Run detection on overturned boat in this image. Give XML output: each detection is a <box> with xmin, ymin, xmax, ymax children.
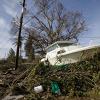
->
<box><xmin>41</xmin><ymin>41</ymin><xmax>100</xmax><ymax>66</ymax></box>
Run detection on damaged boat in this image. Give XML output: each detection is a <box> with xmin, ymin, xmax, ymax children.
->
<box><xmin>41</xmin><ymin>41</ymin><xmax>100</xmax><ymax>66</ymax></box>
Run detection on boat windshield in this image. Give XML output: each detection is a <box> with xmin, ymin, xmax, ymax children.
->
<box><xmin>47</xmin><ymin>44</ymin><xmax>58</xmax><ymax>52</ymax></box>
<box><xmin>58</xmin><ymin>43</ymin><xmax>73</xmax><ymax>47</ymax></box>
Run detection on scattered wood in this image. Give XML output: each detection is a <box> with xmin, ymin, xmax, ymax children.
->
<box><xmin>0</xmin><ymin>79</ymin><xmax>4</xmax><ymax>85</ymax></box>
<box><xmin>2</xmin><ymin>94</ymin><xmax>25</xmax><ymax>100</ymax></box>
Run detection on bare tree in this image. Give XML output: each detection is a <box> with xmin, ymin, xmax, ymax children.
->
<box><xmin>24</xmin><ymin>33</ymin><xmax>35</xmax><ymax>62</ymax></box>
<box><xmin>27</xmin><ymin>0</ymin><xmax>86</xmax><ymax>54</ymax></box>
<box><xmin>10</xmin><ymin>0</ymin><xmax>86</xmax><ymax>58</ymax></box>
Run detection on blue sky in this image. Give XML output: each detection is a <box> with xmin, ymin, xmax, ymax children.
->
<box><xmin>0</xmin><ymin>0</ymin><xmax>100</xmax><ymax>58</ymax></box>
<box><xmin>61</xmin><ymin>0</ymin><xmax>100</xmax><ymax>43</ymax></box>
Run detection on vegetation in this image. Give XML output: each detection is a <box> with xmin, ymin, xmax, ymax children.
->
<box><xmin>0</xmin><ymin>50</ymin><xmax>100</xmax><ymax>99</ymax></box>
<box><xmin>7</xmin><ymin>48</ymin><xmax>16</xmax><ymax>63</ymax></box>
<box><xmin>21</xmin><ymin>52</ymin><xmax>100</xmax><ymax>100</ymax></box>
<box><xmin>24</xmin><ymin>33</ymin><xmax>35</xmax><ymax>62</ymax></box>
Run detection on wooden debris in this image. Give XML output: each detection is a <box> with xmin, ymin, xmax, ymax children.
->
<box><xmin>0</xmin><ymin>79</ymin><xmax>4</xmax><ymax>85</ymax></box>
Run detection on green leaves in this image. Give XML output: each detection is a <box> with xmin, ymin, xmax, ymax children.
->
<box><xmin>7</xmin><ymin>48</ymin><xmax>16</xmax><ymax>63</ymax></box>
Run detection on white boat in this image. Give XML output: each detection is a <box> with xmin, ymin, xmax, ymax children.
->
<box><xmin>41</xmin><ymin>41</ymin><xmax>100</xmax><ymax>66</ymax></box>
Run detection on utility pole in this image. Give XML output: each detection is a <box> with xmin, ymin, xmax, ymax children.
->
<box><xmin>15</xmin><ymin>0</ymin><xmax>26</xmax><ymax>70</ymax></box>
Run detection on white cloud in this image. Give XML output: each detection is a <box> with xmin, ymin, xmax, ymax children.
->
<box><xmin>0</xmin><ymin>17</ymin><xmax>10</xmax><ymax>40</ymax></box>
<box><xmin>0</xmin><ymin>37</ymin><xmax>15</xmax><ymax>58</ymax></box>
<box><xmin>3</xmin><ymin>5</ymin><xmax>17</xmax><ymax>17</ymax></box>
<box><xmin>0</xmin><ymin>17</ymin><xmax>12</xmax><ymax>58</ymax></box>
<box><xmin>79</xmin><ymin>18</ymin><xmax>100</xmax><ymax>45</ymax></box>
<box><xmin>0</xmin><ymin>18</ymin><xmax>5</xmax><ymax>26</ymax></box>
<box><xmin>0</xmin><ymin>0</ymin><xmax>20</xmax><ymax>58</ymax></box>
<box><xmin>0</xmin><ymin>39</ymin><xmax>12</xmax><ymax>49</ymax></box>
<box><xmin>0</xmin><ymin>18</ymin><xmax>10</xmax><ymax>31</ymax></box>
<box><xmin>2</xmin><ymin>0</ymin><xmax>19</xmax><ymax>17</ymax></box>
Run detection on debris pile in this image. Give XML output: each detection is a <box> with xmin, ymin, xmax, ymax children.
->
<box><xmin>0</xmin><ymin>52</ymin><xmax>100</xmax><ymax>100</ymax></box>
<box><xmin>22</xmin><ymin>52</ymin><xmax>100</xmax><ymax>99</ymax></box>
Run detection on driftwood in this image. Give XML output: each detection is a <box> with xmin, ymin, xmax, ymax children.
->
<box><xmin>2</xmin><ymin>94</ymin><xmax>24</xmax><ymax>100</ymax></box>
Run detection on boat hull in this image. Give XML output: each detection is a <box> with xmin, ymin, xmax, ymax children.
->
<box><xmin>48</xmin><ymin>46</ymin><xmax>100</xmax><ymax>66</ymax></box>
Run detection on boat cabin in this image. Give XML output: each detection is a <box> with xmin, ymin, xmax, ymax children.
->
<box><xmin>46</xmin><ymin>41</ymin><xmax>75</xmax><ymax>53</ymax></box>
